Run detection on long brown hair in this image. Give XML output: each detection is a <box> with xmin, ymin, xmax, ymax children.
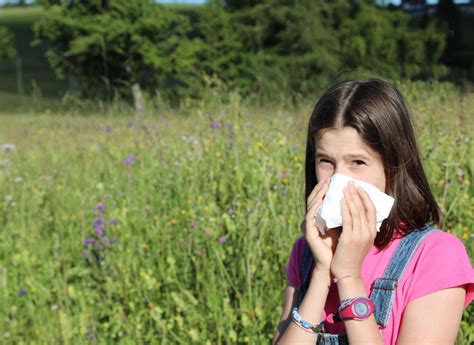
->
<box><xmin>305</xmin><ymin>78</ymin><xmax>442</xmax><ymax>249</ymax></box>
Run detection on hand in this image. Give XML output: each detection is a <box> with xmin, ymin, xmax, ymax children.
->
<box><xmin>330</xmin><ymin>181</ymin><xmax>377</xmax><ymax>278</ymax></box>
<box><xmin>300</xmin><ymin>177</ymin><xmax>340</xmax><ymax>271</ymax></box>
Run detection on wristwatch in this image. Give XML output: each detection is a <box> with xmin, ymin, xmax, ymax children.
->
<box><xmin>331</xmin><ymin>297</ymin><xmax>375</xmax><ymax>322</ymax></box>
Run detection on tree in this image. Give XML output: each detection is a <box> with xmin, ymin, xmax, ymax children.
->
<box><xmin>34</xmin><ymin>0</ymin><xmax>200</xmax><ymax>108</ymax></box>
<box><xmin>0</xmin><ymin>27</ymin><xmax>16</xmax><ymax>62</ymax></box>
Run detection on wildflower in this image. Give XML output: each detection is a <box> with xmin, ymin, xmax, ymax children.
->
<box><xmin>93</xmin><ymin>219</ymin><xmax>105</xmax><ymax>237</ymax></box>
<box><xmin>445</xmin><ymin>179</ymin><xmax>451</xmax><ymax>185</ymax></box>
<box><xmin>96</xmin><ymin>202</ymin><xmax>106</xmax><ymax>215</ymax></box>
<box><xmin>109</xmin><ymin>219</ymin><xmax>120</xmax><ymax>226</ymax></box>
<box><xmin>105</xmin><ymin>126</ymin><xmax>112</xmax><ymax>133</ymax></box>
<box><xmin>246</xmin><ymin>123</ymin><xmax>254</xmax><ymax>129</ymax></box>
<box><xmin>280</xmin><ymin>189</ymin><xmax>288</xmax><ymax>195</ymax></box>
<box><xmin>219</xmin><ymin>236</ymin><xmax>228</xmax><ymax>244</ymax></box>
<box><xmin>190</xmin><ymin>222</ymin><xmax>196</xmax><ymax>228</ymax></box>
<box><xmin>17</xmin><ymin>288</ymin><xmax>26</xmax><ymax>297</ymax></box>
<box><xmin>123</xmin><ymin>155</ymin><xmax>136</xmax><ymax>166</ymax></box>
<box><xmin>82</xmin><ymin>237</ymin><xmax>94</xmax><ymax>246</ymax></box>
<box><xmin>2</xmin><ymin>143</ymin><xmax>15</xmax><ymax>153</ymax></box>
<box><xmin>211</xmin><ymin>121</ymin><xmax>219</xmax><ymax>129</ymax></box>
<box><xmin>279</xmin><ymin>171</ymin><xmax>286</xmax><ymax>179</ymax></box>
<box><xmin>127</xmin><ymin>122</ymin><xmax>133</xmax><ymax>129</ymax></box>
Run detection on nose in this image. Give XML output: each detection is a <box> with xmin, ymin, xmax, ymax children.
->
<box><xmin>334</xmin><ymin>166</ymin><xmax>352</xmax><ymax>178</ymax></box>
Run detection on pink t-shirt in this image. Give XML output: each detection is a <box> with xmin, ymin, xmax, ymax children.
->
<box><xmin>285</xmin><ymin>231</ymin><xmax>474</xmax><ymax>345</ymax></box>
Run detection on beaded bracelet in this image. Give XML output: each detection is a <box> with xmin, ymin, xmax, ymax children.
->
<box><xmin>291</xmin><ymin>307</ymin><xmax>325</xmax><ymax>334</ymax></box>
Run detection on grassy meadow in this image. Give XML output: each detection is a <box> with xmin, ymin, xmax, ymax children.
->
<box><xmin>0</xmin><ymin>80</ymin><xmax>473</xmax><ymax>343</ymax></box>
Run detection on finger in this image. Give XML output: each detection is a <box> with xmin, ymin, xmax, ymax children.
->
<box><xmin>344</xmin><ymin>185</ymin><xmax>362</xmax><ymax>236</ymax></box>
<box><xmin>307</xmin><ymin>177</ymin><xmax>329</xmax><ymax>204</ymax></box>
<box><xmin>357</xmin><ymin>187</ymin><xmax>377</xmax><ymax>235</ymax></box>
<box><xmin>341</xmin><ymin>193</ymin><xmax>352</xmax><ymax>234</ymax></box>
<box><xmin>348</xmin><ymin>183</ymin><xmax>367</xmax><ymax>227</ymax></box>
<box><xmin>308</xmin><ymin>178</ymin><xmax>330</xmax><ymax>209</ymax></box>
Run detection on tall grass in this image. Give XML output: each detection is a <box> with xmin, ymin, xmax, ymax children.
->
<box><xmin>0</xmin><ymin>80</ymin><xmax>472</xmax><ymax>343</ymax></box>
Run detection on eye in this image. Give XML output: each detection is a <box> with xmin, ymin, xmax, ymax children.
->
<box><xmin>353</xmin><ymin>160</ymin><xmax>366</xmax><ymax>166</ymax></box>
<box><xmin>318</xmin><ymin>159</ymin><xmax>333</xmax><ymax>164</ymax></box>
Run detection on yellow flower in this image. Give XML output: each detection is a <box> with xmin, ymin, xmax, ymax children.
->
<box><xmin>256</xmin><ymin>141</ymin><xmax>265</xmax><ymax>149</ymax></box>
<box><xmin>142</xmin><ymin>243</ymin><xmax>149</xmax><ymax>250</ymax></box>
<box><xmin>436</xmin><ymin>179</ymin><xmax>444</xmax><ymax>187</ymax></box>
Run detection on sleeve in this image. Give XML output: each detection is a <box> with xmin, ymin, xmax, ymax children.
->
<box><xmin>406</xmin><ymin>232</ymin><xmax>474</xmax><ymax>308</ymax></box>
<box><xmin>284</xmin><ymin>236</ymin><xmax>305</xmax><ymax>288</ymax></box>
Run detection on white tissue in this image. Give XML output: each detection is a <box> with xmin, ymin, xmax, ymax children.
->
<box><xmin>314</xmin><ymin>173</ymin><xmax>394</xmax><ymax>235</ymax></box>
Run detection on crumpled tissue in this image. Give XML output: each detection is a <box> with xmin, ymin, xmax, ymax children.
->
<box><xmin>313</xmin><ymin>173</ymin><xmax>395</xmax><ymax>235</ymax></box>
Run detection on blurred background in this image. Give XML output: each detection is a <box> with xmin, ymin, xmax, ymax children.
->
<box><xmin>0</xmin><ymin>0</ymin><xmax>473</xmax><ymax>111</ymax></box>
<box><xmin>0</xmin><ymin>1</ymin><xmax>472</xmax><ymax>344</ymax></box>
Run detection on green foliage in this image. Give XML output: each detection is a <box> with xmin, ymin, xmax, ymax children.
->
<box><xmin>0</xmin><ymin>26</ymin><xmax>16</xmax><ymax>61</ymax></box>
<box><xmin>13</xmin><ymin>0</ymin><xmax>456</xmax><ymax>106</ymax></box>
<box><xmin>33</xmin><ymin>0</ymin><xmax>201</xmax><ymax>103</ymax></box>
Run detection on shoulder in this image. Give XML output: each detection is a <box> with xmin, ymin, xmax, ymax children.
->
<box><xmin>404</xmin><ymin>229</ymin><xmax>474</xmax><ymax>307</ymax></box>
<box><xmin>416</xmin><ymin>229</ymin><xmax>469</xmax><ymax>258</ymax></box>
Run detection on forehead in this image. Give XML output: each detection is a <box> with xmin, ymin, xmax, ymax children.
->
<box><xmin>315</xmin><ymin>127</ymin><xmax>379</xmax><ymax>157</ymax></box>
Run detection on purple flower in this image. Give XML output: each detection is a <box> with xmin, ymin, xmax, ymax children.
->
<box><xmin>211</xmin><ymin>121</ymin><xmax>219</xmax><ymax>129</ymax></box>
<box><xmin>123</xmin><ymin>154</ymin><xmax>136</xmax><ymax>166</ymax></box>
<box><xmin>127</xmin><ymin>122</ymin><xmax>133</xmax><ymax>129</ymax></box>
<box><xmin>190</xmin><ymin>222</ymin><xmax>196</xmax><ymax>228</ymax></box>
<box><xmin>445</xmin><ymin>179</ymin><xmax>451</xmax><ymax>185</ymax></box>
<box><xmin>103</xmin><ymin>237</ymin><xmax>110</xmax><ymax>245</ymax></box>
<box><xmin>2</xmin><ymin>143</ymin><xmax>16</xmax><ymax>153</ymax></box>
<box><xmin>93</xmin><ymin>219</ymin><xmax>105</xmax><ymax>237</ymax></box>
<box><xmin>83</xmin><ymin>237</ymin><xmax>94</xmax><ymax>246</ymax></box>
<box><xmin>219</xmin><ymin>236</ymin><xmax>228</xmax><ymax>244</ymax></box>
<box><xmin>109</xmin><ymin>219</ymin><xmax>120</xmax><ymax>226</ymax></box>
<box><xmin>17</xmin><ymin>287</ymin><xmax>26</xmax><ymax>297</ymax></box>
<box><xmin>279</xmin><ymin>171</ymin><xmax>286</xmax><ymax>178</ymax></box>
<box><xmin>246</xmin><ymin>123</ymin><xmax>254</xmax><ymax>129</ymax></box>
<box><xmin>96</xmin><ymin>202</ymin><xmax>105</xmax><ymax>215</ymax></box>
<box><xmin>279</xmin><ymin>189</ymin><xmax>288</xmax><ymax>195</ymax></box>
<box><xmin>105</xmin><ymin>126</ymin><xmax>112</xmax><ymax>133</ymax></box>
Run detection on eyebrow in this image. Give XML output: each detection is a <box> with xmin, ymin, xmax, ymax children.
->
<box><xmin>316</xmin><ymin>152</ymin><xmax>371</xmax><ymax>160</ymax></box>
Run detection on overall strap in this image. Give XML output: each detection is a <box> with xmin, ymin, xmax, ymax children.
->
<box><xmin>369</xmin><ymin>225</ymin><xmax>440</xmax><ymax>327</ymax></box>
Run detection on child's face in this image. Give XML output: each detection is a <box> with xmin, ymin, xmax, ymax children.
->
<box><xmin>315</xmin><ymin>127</ymin><xmax>386</xmax><ymax>192</ymax></box>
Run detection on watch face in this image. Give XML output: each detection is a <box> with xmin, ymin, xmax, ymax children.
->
<box><xmin>353</xmin><ymin>300</ymin><xmax>370</xmax><ymax>317</ymax></box>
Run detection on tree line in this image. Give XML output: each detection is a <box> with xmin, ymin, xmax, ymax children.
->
<box><xmin>0</xmin><ymin>0</ymin><xmax>470</xmax><ymax>107</ymax></box>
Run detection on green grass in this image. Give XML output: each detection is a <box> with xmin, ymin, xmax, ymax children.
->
<box><xmin>0</xmin><ymin>80</ymin><xmax>472</xmax><ymax>343</ymax></box>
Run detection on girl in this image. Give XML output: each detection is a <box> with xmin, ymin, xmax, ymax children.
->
<box><xmin>272</xmin><ymin>79</ymin><xmax>474</xmax><ymax>344</ymax></box>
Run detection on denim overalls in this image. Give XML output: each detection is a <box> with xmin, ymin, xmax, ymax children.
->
<box><xmin>296</xmin><ymin>225</ymin><xmax>439</xmax><ymax>344</ymax></box>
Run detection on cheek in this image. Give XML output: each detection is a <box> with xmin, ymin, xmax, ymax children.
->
<box><xmin>316</xmin><ymin>165</ymin><xmax>333</xmax><ymax>181</ymax></box>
